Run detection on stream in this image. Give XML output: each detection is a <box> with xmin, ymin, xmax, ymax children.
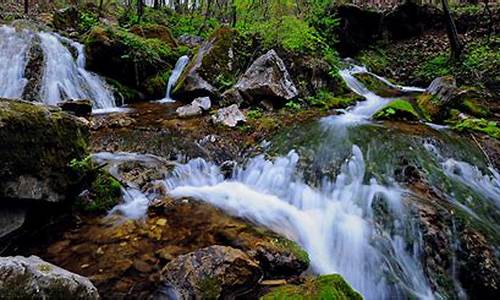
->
<box><xmin>91</xmin><ymin>65</ymin><xmax>500</xmax><ymax>299</ymax></box>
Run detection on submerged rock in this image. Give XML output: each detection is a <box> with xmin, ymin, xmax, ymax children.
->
<box><xmin>162</xmin><ymin>245</ymin><xmax>261</xmax><ymax>299</ymax></box>
<box><xmin>261</xmin><ymin>274</ymin><xmax>362</xmax><ymax>299</ymax></box>
<box><xmin>233</xmin><ymin>49</ymin><xmax>298</xmax><ymax>108</ymax></box>
<box><xmin>0</xmin><ymin>255</ymin><xmax>99</xmax><ymax>299</ymax></box>
<box><xmin>211</xmin><ymin>104</ymin><xmax>246</xmax><ymax>127</ymax></box>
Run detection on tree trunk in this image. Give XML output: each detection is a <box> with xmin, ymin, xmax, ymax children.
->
<box><xmin>137</xmin><ymin>0</ymin><xmax>144</xmax><ymax>22</ymax></box>
<box><xmin>24</xmin><ymin>0</ymin><xmax>29</xmax><ymax>14</ymax></box>
<box><xmin>198</xmin><ymin>0</ymin><xmax>212</xmax><ymax>36</ymax></box>
<box><xmin>441</xmin><ymin>0</ymin><xmax>462</xmax><ymax>59</ymax></box>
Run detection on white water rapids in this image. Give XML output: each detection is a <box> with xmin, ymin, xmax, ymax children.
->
<box><xmin>0</xmin><ymin>25</ymin><xmax>116</xmax><ymax>110</ymax></box>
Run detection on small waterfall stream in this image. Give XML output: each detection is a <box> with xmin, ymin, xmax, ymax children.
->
<box><xmin>159</xmin><ymin>55</ymin><xmax>189</xmax><ymax>103</ymax></box>
<box><xmin>0</xmin><ymin>25</ymin><xmax>116</xmax><ymax>110</ymax></box>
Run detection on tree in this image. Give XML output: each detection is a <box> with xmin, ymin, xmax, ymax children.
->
<box><xmin>441</xmin><ymin>0</ymin><xmax>462</xmax><ymax>59</ymax></box>
<box><xmin>24</xmin><ymin>0</ymin><xmax>29</xmax><ymax>14</ymax></box>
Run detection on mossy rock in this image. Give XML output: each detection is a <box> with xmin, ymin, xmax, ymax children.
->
<box><xmin>416</xmin><ymin>93</ymin><xmax>442</xmax><ymax>122</ymax></box>
<box><xmin>129</xmin><ymin>24</ymin><xmax>178</xmax><ymax>48</ymax></box>
<box><xmin>0</xmin><ymin>99</ymin><xmax>89</xmax><ymax>202</ymax></box>
<box><xmin>461</xmin><ymin>99</ymin><xmax>490</xmax><ymax>118</ymax></box>
<box><xmin>353</xmin><ymin>73</ymin><xmax>403</xmax><ymax>97</ymax></box>
<box><xmin>261</xmin><ymin>274</ymin><xmax>362</xmax><ymax>300</ymax></box>
<box><xmin>173</xmin><ymin>27</ymin><xmax>256</xmax><ymax>102</ymax></box>
<box><xmin>142</xmin><ymin>70</ymin><xmax>171</xmax><ymax>99</ymax></box>
<box><xmin>374</xmin><ymin>99</ymin><xmax>420</xmax><ymax>121</ymax></box>
<box><xmin>453</xmin><ymin>118</ymin><xmax>500</xmax><ymax>139</ymax></box>
<box><xmin>84</xmin><ymin>26</ymin><xmax>182</xmax><ymax>98</ymax></box>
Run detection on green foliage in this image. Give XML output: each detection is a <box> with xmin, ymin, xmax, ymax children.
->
<box><xmin>261</xmin><ymin>274</ymin><xmax>362</xmax><ymax>300</ymax></box>
<box><xmin>357</xmin><ymin>48</ymin><xmax>389</xmax><ymax>74</ymax></box>
<box><xmin>273</xmin><ymin>237</ymin><xmax>310</xmax><ymax>266</ymax></box>
<box><xmin>374</xmin><ymin>99</ymin><xmax>420</xmax><ymax>121</ymax></box>
<box><xmin>454</xmin><ymin>118</ymin><xmax>500</xmax><ymax>139</ymax></box>
<box><xmin>462</xmin><ymin>99</ymin><xmax>490</xmax><ymax>118</ymax></box>
<box><xmin>305</xmin><ymin>90</ymin><xmax>355</xmax><ymax>109</ymax></box>
<box><xmin>247</xmin><ymin>108</ymin><xmax>263</xmax><ymax>120</ymax></box>
<box><xmin>415</xmin><ymin>54</ymin><xmax>452</xmax><ymax>82</ymax></box>
<box><xmin>79</xmin><ymin>11</ymin><xmax>99</xmax><ymax>32</ymax></box>
<box><xmin>285</xmin><ymin>99</ymin><xmax>302</xmax><ymax>111</ymax></box>
<box><xmin>70</xmin><ymin>157</ymin><xmax>122</xmax><ymax>213</ymax></box>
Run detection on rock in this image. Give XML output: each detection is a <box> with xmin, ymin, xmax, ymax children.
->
<box><xmin>172</xmin><ymin>28</ymin><xmax>254</xmax><ymax>102</ymax></box>
<box><xmin>335</xmin><ymin>4</ymin><xmax>383</xmax><ymax>56</ymax></box>
<box><xmin>178</xmin><ymin>34</ymin><xmax>204</xmax><ymax>48</ymax></box>
<box><xmin>374</xmin><ymin>99</ymin><xmax>420</xmax><ymax>121</ymax></box>
<box><xmin>0</xmin><ymin>100</ymin><xmax>89</xmax><ymax>202</ymax></box>
<box><xmin>211</xmin><ymin>104</ymin><xmax>246</xmax><ymax>127</ymax></box>
<box><xmin>0</xmin><ymin>99</ymin><xmax>89</xmax><ymax>239</ymax></box>
<box><xmin>417</xmin><ymin>76</ymin><xmax>458</xmax><ymax>121</ymax></box>
<box><xmin>176</xmin><ymin>96</ymin><xmax>211</xmax><ymax>118</ymax></box>
<box><xmin>385</xmin><ymin>3</ymin><xmax>442</xmax><ymax>40</ymax></box>
<box><xmin>52</xmin><ymin>6</ymin><xmax>79</xmax><ymax>31</ymax></box>
<box><xmin>162</xmin><ymin>245</ymin><xmax>261</xmax><ymax>299</ymax></box>
<box><xmin>129</xmin><ymin>24</ymin><xmax>177</xmax><ymax>47</ymax></box>
<box><xmin>261</xmin><ymin>274</ymin><xmax>362</xmax><ymax>300</ymax></box>
<box><xmin>58</xmin><ymin>99</ymin><xmax>93</xmax><ymax>117</ymax></box>
<box><xmin>0</xmin><ymin>256</ymin><xmax>99</xmax><ymax>299</ymax></box>
<box><xmin>233</xmin><ymin>50</ymin><xmax>298</xmax><ymax>107</ymax></box>
<box><xmin>221</xmin><ymin>88</ymin><xmax>245</xmax><ymax>106</ymax></box>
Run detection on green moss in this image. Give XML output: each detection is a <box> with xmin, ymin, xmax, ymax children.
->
<box><xmin>305</xmin><ymin>90</ymin><xmax>357</xmax><ymax>109</ymax></box>
<box><xmin>247</xmin><ymin>108</ymin><xmax>264</xmax><ymax>120</ymax></box>
<box><xmin>143</xmin><ymin>70</ymin><xmax>171</xmax><ymax>98</ymax></box>
<box><xmin>197</xmin><ymin>276</ymin><xmax>221</xmax><ymax>299</ymax></box>
<box><xmin>356</xmin><ymin>48</ymin><xmax>389</xmax><ymax>74</ymax></box>
<box><xmin>453</xmin><ymin>118</ymin><xmax>500</xmax><ymax>139</ymax></box>
<box><xmin>417</xmin><ymin>93</ymin><xmax>441</xmax><ymax>122</ymax></box>
<box><xmin>261</xmin><ymin>274</ymin><xmax>362</xmax><ymax>300</ymax></box>
<box><xmin>415</xmin><ymin>54</ymin><xmax>452</xmax><ymax>83</ymax></box>
<box><xmin>462</xmin><ymin>99</ymin><xmax>490</xmax><ymax>118</ymax></box>
<box><xmin>70</xmin><ymin>156</ymin><xmax>122</xmax><ymax>213</ymax></box>
<box><xmin>353</xmin><ymin>73</ymin><xmax>401</xmax><ymax>98</ymax></box>
<box><xmin>374</xmin><ymin>99</ymin><xmax>420</xmax><ymax>121</ymax></box>
<box><xmin>272</xmin><ymin>237</ymin><xmax>310</xmax><ymax>266</ymax></box>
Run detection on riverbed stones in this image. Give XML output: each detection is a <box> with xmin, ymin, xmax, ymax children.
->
<box><xmin>0</xmin><ymin>255</ymin><xmax>99</xmax><ymax>299</ymax></box>
<box><xmin>58</xmin><ymin>99</ymin><xmax>93</xmax><ymax>117</ymax></box>
<box><xmin>162</xmin><ymin>245</ymin><xmax>262</xmax><ymax>298</ymax></box>
<box><xmin>176</xmin><ymin>96</ymin><xmax>212</xmax><ymax>118</ymax></box>
<box><xmin>211</xmin><ymin>104</ymin><xmax>246</xmax><ymax>127</ymax></box>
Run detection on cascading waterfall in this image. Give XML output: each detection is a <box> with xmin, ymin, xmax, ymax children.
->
<box><xmin>38</xmin><ymin>32</ymin><xmax>116</xmax><ymax>109</ymax></box>
<box><xmin>159</xmin><ymin>55</ymin><xmax>189</xmax><ymax>103</ymax></box>
<box><xmin>0</xmin><ymin>25</ymin><xmax>117</xmax><ymax>111</ymax></box>
<box><xmin>0</xmin><ymin>25</ymin><xmax>32</xmax><ymax>98</ymax></box>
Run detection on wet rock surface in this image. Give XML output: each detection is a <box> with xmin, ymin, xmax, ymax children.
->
<box><xmin>162</xmin><ymin>245</ymin><xmax>262</xmax><ymax>298</ymax></box>
<box><xmin>0</xmin><ymin>255</ymin><xmax>99</xmax><ymax>299</ymax></box>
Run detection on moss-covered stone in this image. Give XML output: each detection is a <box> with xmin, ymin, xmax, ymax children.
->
<box><xmin>374</xmin><ymin>99</ymin><xmax>420</xmax><ymax>121</ymax></box>
<box><xmin>129</xmin><ymin>24</ymin><xmax>178</xmax><ymax>47</ymax></box>
<box><xmin>0</xmin><ymin>99</ymin><xmax>89</xmax><ymax>202</ymax></box>
<box><xmin>84</xmin><ymin>26</ymin><xmax>182</xmax><ymax>98</ymax></box>
<box><xmin>416</xmin><ymin>93</ymin><xmax>442</xmax><ymax>122</ymax></box>
<box><xmin>261</xmin><ymin>274</ymin><xmax>362</xmax><ymax>300</ymax></box>
<box><xmin>353</xmin><ymin>73</ymin><xmax>403</xmax><ymax>97</ymax></box>
<box><xmin>461</xmin><ymin>99</ymin><xmax>490</xmax><ymax>118</ymax></box>
<box><xmin>453</xmin><ymin>118</ymin><xmax>500</xmax><ymax>139</ymax></box>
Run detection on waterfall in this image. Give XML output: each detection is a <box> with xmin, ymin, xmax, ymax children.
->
<box><xmin>159</xmin><ymin>55</ymin><xmax>189</xmax><ymax>103</ymax></box>
<box><xmin>0</xmin><ymin>26</ymin><xmax>32</xmax><ymax>98</ymax></box>
<box><xmin>38</xmin><ymin>32</ymin><xmax>116</xmax><ymax>109</ymax></box>
<box><xmin>0</xmin><ymin>25</ymin><xmax>117</xmax><ymax>111</ymax></box>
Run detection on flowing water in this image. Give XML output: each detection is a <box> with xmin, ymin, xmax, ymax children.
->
<box><xmin>159</xmin><ymin>55</ymin><xmax>189</xmax><ymax>103</ymax></box>
<box><xmin>0</xmin><ymin>25</ymin><xmax>32</xmax><ymax>98</ymax></box>
<box><xmin>0</xmin><ymin>25</ymin><xmax>116</xmax><ymax>110</ymax></box>
<box><xmin>95</xmin><ymin>65</ymin><xmax>499</xmax><ymax>299</ymax></box>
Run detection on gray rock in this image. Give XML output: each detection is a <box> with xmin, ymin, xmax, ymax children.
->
<box><xmin>162</xmin><ymin>245</ymin><xmax>261</xmax><ymax>299</ymax></box>
<box><xmin>211</xmin><ymin>104</ymin><xmax>246</xmax><ymax>127</ymax></box>
<box><xmin>220</xmin><ymin>88</ymin><xmax>244</xmax><ymax>107</ymax></box>
<box><xmin>0</xmin><ymin>256</ymin><xmax>99</xmax><ymax>299</ymax></box>
<box><xmin>234</xmin><ymin>49</ymin><xmax>298</xmax><ymax>106</ymax></box>
<box><xmin>178</xmin><ymin>34</ymin><xmax>204</xmax><ymax>48</ymax></box>
<box><xmin>176</xmin><ymin>96</ymin><xmax>211</xmax><ymax>118</ymax></box>
<box><xmin>58</xmin><ymin>99</ymin><xmax>93</xmax><ymax>117</ymax></box>
<box><xmin>427</xmin><ymin>76</ymin><xmax>457</xmax><ymax>105</ymax></box>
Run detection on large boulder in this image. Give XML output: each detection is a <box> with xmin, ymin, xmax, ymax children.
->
<box><xmin>229</xmin><ymin>49</ymin><xmax>298</xmax><ymax>108</ymax></box>
<box><xmin>0</xmin><ymin>99</ymin><xmax>89</xmax><ymax>238</ymax></box>
<box><xmin>129</xmin><ymin>24</ymin><xmax>178</xmax><ymax>48</ymax></box>
<box><xmin>336</xmin><ymin>4</ymin><xmax>383</xmax><ymax>56</ymax></box>
<box><xmin>0</xmin><ymin>255</ymin><xmax>99</xmax><ymax>299</ymax></box>
<box><xmin>52</xmin><ymin>6</ymin><xmax>79</xmax><ymax>31</ymax></box>
<box><xmin>384</xmin><ymin>2</ymin><xmax>442</xmax><ymax>40</ymax></box>
<box><xmin>162</xmin><ymin>245</ymin><xmax>262</xmax><ymax>298</ymax></box>
<box><xmin>172</xmin><ymin>28</ymin><xmax>254</xmax><ymax>102</ymax></box>
<box><xmin>84</xmin><ymin>26</ymin><xmax>179</xmax><ymax>99</ymax></box>
<box><xmin>211</xmin><ymin>104</ymin><xmax>246</xmax><ymax>127</ymax></box>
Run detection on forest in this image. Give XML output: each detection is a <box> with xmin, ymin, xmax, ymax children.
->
<box><xmin>0</xmin><ymin>0</ymin><xmax>499</xmax><ymax>299</ymax></box>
